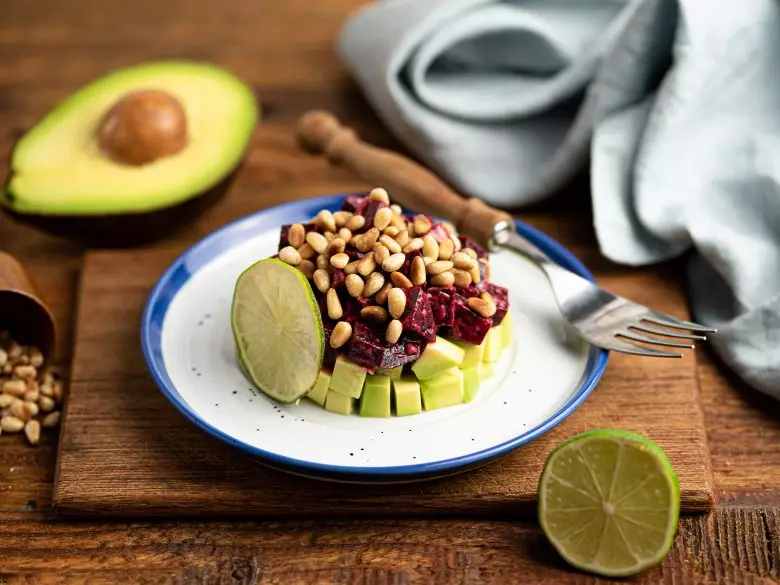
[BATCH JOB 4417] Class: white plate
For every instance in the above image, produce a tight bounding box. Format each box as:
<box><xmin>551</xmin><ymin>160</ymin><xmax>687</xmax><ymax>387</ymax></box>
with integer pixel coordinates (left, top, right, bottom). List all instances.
<box><xmin>142</xmin><ymin>195</ymin><xmax>607</xmax><ymax>483</ymax></box>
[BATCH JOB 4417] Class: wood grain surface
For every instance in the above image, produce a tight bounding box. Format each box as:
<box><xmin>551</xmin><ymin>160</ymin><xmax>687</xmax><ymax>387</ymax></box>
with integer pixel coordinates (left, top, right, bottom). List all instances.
<box><xmin>1</xmin><ymin>0</ymin><xmax>779</xmax><ymax>582</ymax></box>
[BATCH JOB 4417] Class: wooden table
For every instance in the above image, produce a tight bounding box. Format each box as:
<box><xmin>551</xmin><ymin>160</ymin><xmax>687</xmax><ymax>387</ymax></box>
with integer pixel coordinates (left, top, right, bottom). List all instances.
<box><xmin>1</xmin><ymin>2</ymin><xmax>779</xmax><ymax>583</ymax></box>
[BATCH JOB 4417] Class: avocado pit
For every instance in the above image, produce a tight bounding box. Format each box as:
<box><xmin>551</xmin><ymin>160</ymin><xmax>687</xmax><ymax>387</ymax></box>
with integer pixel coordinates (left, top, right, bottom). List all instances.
<box><xmin>97</xmin><ymin>90</ymin><xmax>188</xmax><ymax>165</ymax></box>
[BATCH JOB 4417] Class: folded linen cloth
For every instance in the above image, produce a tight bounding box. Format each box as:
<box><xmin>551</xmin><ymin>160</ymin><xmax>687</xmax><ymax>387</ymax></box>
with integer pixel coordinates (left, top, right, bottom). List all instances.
<box><xmin>338</xmin><ymin>0</ymin><xmax>780</xmax><ymax>398</ymax></box>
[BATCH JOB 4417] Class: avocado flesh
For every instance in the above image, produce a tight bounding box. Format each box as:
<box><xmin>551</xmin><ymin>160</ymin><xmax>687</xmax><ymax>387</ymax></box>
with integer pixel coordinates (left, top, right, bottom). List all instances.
<box><xmin>359</xmin><ymin>375</ymin><xmax>391</xmax><ymax>418</ymax></box>
<box><xmin>411</xmin><ymin>336</ymin><xmax>465</xmax><ymax>381</ymax></box>
<box><xmin>420</xmin><ymin>368</ymin><xmax>464</xmax><ymax>410</ymax></box>
<box><xmin>500</xmin><ymin>311</ymin><xmax>512</xmax><ymax>350</ymax></box>
<box><xmin>4</xmin><ymin>61</ymin><xmax>257</xmax><ymax>217</ymax></box>
<box><xmin>325</xmin><ymin>390</ymin><xmax>354</xmax><ymax>416</ymax></box>
<box><xmin>483</xmin><ymin>326</ymin><xmax>504</xmax><ymax>363</ymax></box>
<box><xmin>375</xmin><ymin>366</ymin><xmax>403</xmax><ymax>380</ymax></box>
<box><xmin>329</xmin><ymin>355</ymin><xmax>368</xmax><ymax>399</ymax></box>
<box><xmin>393</xmin><ymin>376</ymin><xmax>422</xmax><ymax>416</ymax></box>
<box><xmin>461</xmin><ymin>366</ymin><xmax>482</xmax><ymax>403</ymax></box>
<box><xmin>453</xmin><ymin>338</ymin><xmax>486</xmax><ymax>369</ymax></box>
<box><xmin>307</xmin><ymin>370</ymin><xmax>331</xmax><ymax>406</ymax></box>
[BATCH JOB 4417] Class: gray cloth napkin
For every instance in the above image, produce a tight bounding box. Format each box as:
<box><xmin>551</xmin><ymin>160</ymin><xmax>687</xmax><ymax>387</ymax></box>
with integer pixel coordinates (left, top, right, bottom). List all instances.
<box><xmin>338</xmin><ymin>0</ymin><xmax>780</xmax><ymax>398</ymax></box>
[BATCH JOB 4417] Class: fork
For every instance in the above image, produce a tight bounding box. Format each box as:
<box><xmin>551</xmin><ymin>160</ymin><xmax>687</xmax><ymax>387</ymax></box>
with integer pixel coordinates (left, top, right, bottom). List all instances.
<box><xmin>297</xmin><ymin>110</ymin><xmax>716</xmax><ymax>357</ymax></box>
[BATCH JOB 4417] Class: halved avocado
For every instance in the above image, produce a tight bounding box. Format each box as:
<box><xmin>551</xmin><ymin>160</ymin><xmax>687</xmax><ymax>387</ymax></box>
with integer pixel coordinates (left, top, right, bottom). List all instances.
<box><xmin>2</xmin><ymin>61</ymin><xmax>257</xmax><ymax>246</ymax></box>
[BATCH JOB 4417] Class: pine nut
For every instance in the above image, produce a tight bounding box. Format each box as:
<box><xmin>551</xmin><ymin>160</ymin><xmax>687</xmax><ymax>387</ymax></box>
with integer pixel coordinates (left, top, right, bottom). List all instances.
<box><xmin>479</xmin><ymin>258</ymin><xmax>490</xmax><ymax>281</ymax></box>
<box><xmin>373</xmin><ymin>243</ymin><xmax>390</xmax><ymax>265</ymax></box>
<box><xmin>390</xmin><ymin>204</ymin><xmax>403</xmax><ymax>215</ymax></box>
<box><xmin>278</xmin><ymin>246</ymin><xmax>301</xmax><ymax>266</ymax></box>
<box><xmin>464</xmin><ymin>248</ymin><xmax>478</xmax><ymax>260</ymax></box>
<box><xmin>1</xmin><ymin>416</ymin><xmax>24</xmax><ymax>433</ymax></box>
<box><xmin>29</xmin><ymin>348</ymin><xmax>44</xmax><ymax>368</ymax></box>
<box><xmin>0</xmin><ymin>394</ymin><xmax>14</xmax><ymax>408</ymax></box>
<box><xmin>350</xmin><ymin>235</ymin><xmax>363</xmax><ymax>249</ymax></box>
<box><xmin>327</xmin><ymin>237</ymin><xmax>346</xmax><ymax>256</ymax></box>
<box><xmin>298</xmin><ymin>243</ymin><xmax>315</xmax><ymax>259</ymax></box>
<box><xmin>42</xmin><ymin>411</ymin><xmax>61</xmax><ymax>428</ymax></box>
<box><xmin>52</xmin><ymin>381</ymin><xmax>63</xmax><ymax>403</ymax></box>
<box><xmin>333</xmin><ymin>210</ymin><xmax>353</xmax><ymax>228</ymax></box>
<box><xmin>407</xmin><ymin>222</ymin><xmax>416</xmax><ymax>238</ymax></box>
<box><xmin>40</xmin><ymin>383</ymin><xmax>54</xmax><ymax>397</ymax></box>
<box><xmin>426</xmin><ymin>260</ymin><xmax>454</xmax><ymax>275</ymax></box>
<box><xmin>423</xmin><ymin>256</ymin><xmax>434</xmax><ymax>265</ymax></box>
<box><xmin>14</xmin><ymin>365</ymin><xmax>36</xmax><ymax>380</ymax></box>
<box><xmin>410</xmin><ymin>256</ymin><xmax>427</xmax><ymax>286</ymax></box>
<box><xmin>452</xmin><ymin>268</ymin><xmax>473</xmax><ymax>287</ymax></box>
<box><xmin>369</xmin><ymin>187</ymin><xmax>390</xmax><ymax>204</ymax></box>
<box><xmin>39</xmin><ymin>395</ymin><xmax>55</xmax><ymax>413</ymax></box>
<box><xmin>388</xmin><ymin>288</ymin><xmax>407</xmax><ymax>319</ymax></box>
<box><xmin>438</xmin><ymin>239</ymin><xmax>455</xmax><ymax>260</ymax></box>
<box><xmin>299</xmin><ymin>259</ymin><xmax>315</xmax><ymax>278</ymax></box>
<box><xmin>413</xmin><ymin>215</ymin><xmax>432</xmax><ymax>235</ymax></box>
<box><xmin>315</xmin><ymin>209</ymin><xmax>337</xmax><ymax>232</ymax></box>
<box><xmin>2</xmin><ymin>379</ymin><xmax>26</xmax><ymax>397</ymax></box>
<box><xmin>363</xmin><ymin>272</ymin><xmax>386</xmax><ymax>297</ymax></box>
<box><xmin>383</xmin><ymin>226</ymin><xmax>400</xmax><ymax>238</ymax></box>
<box><xmin>11</xmin><ymin>399</ymin><xmax>33</xmax><ymax>421</ymax></box>
<box><xmin>306</xmin><ymin>232</ymin><xmax>328</xmax><ymax>254</ymax></box>
<box><xmin>345</xmin><ymin>261</ymin><xmax>359</xmax><ymax>275</ymax></box>
<box><xmin>346</xmin><ymin>215</ymin><xmax>366</xmax><ymax>232</ymax></box>
<box><xmin>469</xmin><ymin>264</ymin><xmax>481</xmax><ymax>284</ymax></box>
<box><xmin>288</xmin><ymin>223</ymin><xmax>305</xmax><ymax>248</ymax></box>
<box><xmin>390</xmin><ymin>214</ymin><xmax>406</xmax><ymax>230</ymax></box>
<box><xmin>0</xmin><ymin>349</ymin><xmax>6</xmax><ymax>368</ymax></box>
<box><xmin>379</xmin><ymin>235</ymin><xmax>402</xmax><ymax>254</ymax></box>
<box><xmin>391</xmin><ymin>271</ymin><xmax>413</xmax><ymax>288</ymax></box>
<box><xmin>373</xmin><ymin>207</ymin><xmax>393</xmax><ymax>231</ymax></box>
<box><xmin>357</xmin><ymin>252</ymin><xmax>377</xmax><ymax>276</ymax></box>
<box><xmin>468</xmin><ymin>297</ymin><xmax>496</xmax><ymax>318</ymax></box>
<box><xmin>338</xmin><ymin>227</ymin><xmax>352</xmax><ymax>241</ymax></box>
<box><xmin>481</xmin><ymin>291</ymin><xmax>495</xmax><ymax>304</ymax></box>
<box><xmin>361</xmin><ymin>305</ymin><xmax>389</xmax><ymax>323</ymax></box>
<box><xmin>453</xmin><ymin>236</ymin><xmax>462</xmax><ymax>251</ymax></box>
<box><xmin>430</xmin><ymin>272</ymin><xmax>455</xmax><ymax>286</ymax></box>
<box><xmin>394</xmin><ymin>230</ymin><xmax>410</xmax><ymax>247</ymax></box>
<box><xmin>346</xmin><ymin>274</ymin><xmax>365</xmax><ymax>298</ymax></box>
<box><xmin>326</xmin><ymin>288</ymin><xmax>343</xmax><ymax>319</ymax></box>
<box><xmin>330</xmin><ymin>253</ymin><xmax>349</xmax><ymax>269</ymax></box>
<box><xmin>324</xmin><ymin>231</ymin><xmax>335</xmax><ymax>242</ymax></box>
<box><xmin>403</xmin><ymin>238</ymin><xmax>424</xmax><ymax>253</ymax></box>
<box><xmin>330</xmin><ymin>321</ymin><xmax>353</xmax><ymax>349</ymax></box>
<box><xmin>313</xmin><ymin>269</ymin><xmax>330</xmax><ymax>293</ymax></box>
<box><xmin>374</xmin><ymin>282</ymin><xmax>393</xmax><ymax>305</ymax></box>
<box><xmin>451</xmin><ymin>252</ymin><xmax>475</xmax><ymax>270</ymax></box>
<box><xmin>422</xmin><ymin>235</ymin><xmax>439</xmax><ymax>260</ymax></box>
<box><xmin>25</xmin><ymin>419</ymin><xmax>41</xmax><ymax>445</ymax></box>
<box><xmin>386</xmin><ymin>320</ymin><xmax>403</xmax><ymax>344</ymax></box>
<box><xmin>23</xmin><ymin>387</ymin><xmax>38</xmax><ymax>402</ymax></box>
<box><xmin>361</xmin><ymin>227</ymin><xmax>380</xmax><ymax>252</ymax></box>
<box><xmin>316</xmin><ymin>255</ymin><xmax>329</xmax><ymax>271</ymax></box>
<box><xmin>382</xmin><ymin>253</ymin><xmax>406</xmax><ymax>273</ymax></box>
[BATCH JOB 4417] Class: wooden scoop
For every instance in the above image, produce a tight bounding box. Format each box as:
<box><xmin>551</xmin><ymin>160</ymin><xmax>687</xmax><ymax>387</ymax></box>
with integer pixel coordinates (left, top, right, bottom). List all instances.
<box><xmin>297</xmin><ymin>110</ymin><xmax>515</xmax><ymax>248</ymax></box>
<box><xmin>0</xmin><ymin>252</ymin><xmax>56</xmax><ymax>364</ymax></box>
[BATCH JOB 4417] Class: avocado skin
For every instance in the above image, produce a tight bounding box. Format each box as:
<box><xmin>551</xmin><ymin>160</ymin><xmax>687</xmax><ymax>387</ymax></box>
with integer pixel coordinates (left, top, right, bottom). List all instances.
<box><xmin>2</xmin><ymin>169</ymin><xmax>236</xmax><ymax>248</ymax></box>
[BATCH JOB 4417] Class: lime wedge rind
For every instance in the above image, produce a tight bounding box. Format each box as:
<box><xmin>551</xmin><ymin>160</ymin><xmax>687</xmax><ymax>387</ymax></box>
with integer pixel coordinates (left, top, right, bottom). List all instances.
<box><xmin>231</xmin><ymin>258</ymin><xmax>324</xmax><ymax>403</ymax></box>
<box><xmin>538</xmin><ymin>429</ymin><xmax>680</xmax><ymax>577</ymax></box>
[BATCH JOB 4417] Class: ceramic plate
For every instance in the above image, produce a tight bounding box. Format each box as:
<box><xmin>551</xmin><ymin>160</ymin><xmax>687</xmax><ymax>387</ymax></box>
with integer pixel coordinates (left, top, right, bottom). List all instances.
<box><xmin>142</xmin><ymin>195</ymin><xmax>607</xmax><ymax>483</ymax></box>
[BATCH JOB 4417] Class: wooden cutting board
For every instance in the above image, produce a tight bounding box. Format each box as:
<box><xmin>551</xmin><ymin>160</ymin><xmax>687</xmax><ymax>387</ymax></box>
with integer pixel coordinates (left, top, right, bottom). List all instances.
<box><xmin>53</xmin><ymin>249</ymin><xmax>714</xmax><ymax>518</ymax></box>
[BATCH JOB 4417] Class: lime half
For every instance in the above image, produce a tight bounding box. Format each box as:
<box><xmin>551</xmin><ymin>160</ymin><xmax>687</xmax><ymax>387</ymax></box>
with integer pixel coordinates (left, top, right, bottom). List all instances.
<box><xmin>231</xmin><ymin>258</ymin><xmax>324</xmax><ymax>403</ymax></box>
<box><xmin>538</xmin><ymin>429</ymin><xmax>680</xmax><ymax>577</ymax></box>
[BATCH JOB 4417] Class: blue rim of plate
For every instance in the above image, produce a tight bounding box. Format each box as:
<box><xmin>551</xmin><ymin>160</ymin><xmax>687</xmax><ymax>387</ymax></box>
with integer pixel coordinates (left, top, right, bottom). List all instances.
<box><xmin>142</xmin><ymin>194</ymin><xmax>609</xmax><ymax>483</ymax></box>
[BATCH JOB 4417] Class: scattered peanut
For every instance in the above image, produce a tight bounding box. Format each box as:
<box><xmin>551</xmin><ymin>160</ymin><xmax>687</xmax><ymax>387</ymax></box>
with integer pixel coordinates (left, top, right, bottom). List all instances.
<box><xmin>430</xmin><ymin>272</ymin><xmax>455</xmax><ymax>286</ymax></box>
<box><xmin>452</xmin><ymin>268</ymin><xmax>473</xmax><ymax>287</ymax></box>
<box><xmin>315</xmin><ymin>209</ymin><xmax>337</xmax><ymax>232</ymax></box>
<box><xmin>426</xmin><ymin>260</ymin><xmax>454</xmax><ymax>275</ymax></box>
<box><xmin>346</xmin><ymin>214</ymin><xmax>366</xmax><ymax>232</ymax></box>
<box><xmin>1</xmin><ymin>416</ymin><xmax>24</xmax><ymax>433</ymax></box>
<box><xmin>326</xmin><ymin>288</ymin><xmax>343</xmax><ymax>320</ymax></box>
<box><xmin>0</xmin><ymin>394</ymin><xmax>14</xmax><ymax>408</ymax></box>
<box><xmin>357</xmin><ymin>252</ymin><xmax>377</xmax><ymax>276</ymax></box>
<box><xmin>373</xmin><ymin>207</ymin><xmax>393</xmax><ymax>231</ymax></box>
<box><xmin>413</xmin><ymin>214</ymin><xmax>432</xmax><ymax>235</ymax></box>
<box><xmin>410</xmin><ymin>256</ymin><xmax>427</xmax><ymax>286</ymax></box>
<box><xmin>438</xmin><ymin>239</ymin><xmax>455</xmax><ymax>260</ymax></box>
<box><xmin>288</xmin><ymin>223</ymin><xmax>306</xmax><ymax>248</ymax></box>
<box><xmin>374</xmin><ymin>282</ymin><xmax>393</xmax><ymax>305</ymax></box>
<box><xmin>463</xmin><ymin>248</ymin><xmax>478</xmax><ymax>260</ymax></box>
<box><xmin>38</xmin><ymin>396</ymin><xmax>55</xmax><ymax>413</ymax></box>
<box><xmin>278</xmin><ymin>246</ymin><xmax>301</xmax><ymax>266</ymax></box>
<box><xmin>330</xmin><ymin>321</ymin><xmax>353</xmax><ymax>349</ymax></box>
<box><xmin>305</xmin><ymin>231</ymin><xmax>329</xmax><ymax>254</ymax></box>
<box><xmin>10</xmin><ymin>400</ymin><xmax>33</xmax><ymax>421</ymax></box>
<box><xmin>391</xmin><ymin>271</ymin><xmax>414</xmax><ymax>288</ymax></box>
<box><xmin>330</xmin><ymin>253</ymin><xmax>350</xmax><ymax>270</ymax></box>
<box><xmin>52</xmin><ymin>381</ymin><xmax>64</xmax><ymax>403</ymax></box>
<box><xmin>42</xmin><ymin>411</ymin><xmax>61</xmax><ymax>428</ymax></box>
<box><xmin>24</xmin><ymin>419</ymin><xmax>41</xmax><ymax>445</ymax></box>
<box><xmin>2</xmin><ymin>379</ymin><xmax>26</xmax><ymax>397</ymax></box>
<box><xmin>422</xmin><ymin>235</ymin><xmax>439</xmax><ymax>260</ymax></box>
<box><xmin>388</xmin><ymin>288</ymin><xmax>407</xmax><ymax>319</ymax></box>
<box><xmin>382</xmin><ymin>253</ymin><xmax>406</xmax><ymax>273</ymax></box>
<box><xmin>361</xmin><ymin>305</ymin><xmax>389</xmax><ymax>323</ymax></box>
<box><xmin>345</xmin><ymin>274</ymin><xmax>365</xmax><ymax>298</ymax></box>
<box><xmin>369</xmin><ymin>187</ymin><xmax>390</xmax><ymax>204</ymax></box>
<box><xmin>14</xmin><ymin>365</ymin><xmax>36</xmax><ymax>380</ymax></box>
<box><xmin>385</xmin><ymin>320</ymin><xmax>403</xmax><ymax>344</ymax></box>
<box><xmin>451</xmin><ymin>252</ymin><xmax>475</xmax><ymax>270</ymax></box>
<box><xmin>40</xmin><ymin>383</ymin><xmax>54</xmax><ymax>397</ymax></box>
<box><xmin>23</xmin><ymin>387</ymin><xmax>39</xmax><ymax>402</ymax></box>
<box><xmin>363</xmin><ymin>272</ymin><xmax>386</xmax><ymax>297</ymax></box>
<box><xmin>469</xmin><ymin>264</ymin><xmax>481</xmax><ymax>284</ymax></box>
<box><xmin>468</xmin><ymin>296</ymin><xmax>497</xmax><ymax>318</ymax></box>
<box><xmin>0</xmin><ymin>349</ymin><xmax>6</xmax><ymax>368</ymax></box>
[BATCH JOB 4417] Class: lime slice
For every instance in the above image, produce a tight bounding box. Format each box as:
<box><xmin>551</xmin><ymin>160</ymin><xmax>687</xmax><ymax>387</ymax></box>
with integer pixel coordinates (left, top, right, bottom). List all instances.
<box><xmin>538</xmin><ymin>429</ymin><xmax>680</xmax><ymax>577</ymax></box>
<box><xmin>231</xmin><ymin>258</ymin><xmax>324</xmax><ymax>403</ymax></box>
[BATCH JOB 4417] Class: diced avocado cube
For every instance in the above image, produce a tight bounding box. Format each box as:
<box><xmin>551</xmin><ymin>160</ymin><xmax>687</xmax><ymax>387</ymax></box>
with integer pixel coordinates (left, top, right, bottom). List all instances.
<box><xmin>453</xmin><ymin>338</ymin><xmax>486</xmax><ymax>369</ymax></box>
<box><xmin>329</xmin><ymin>355</ymin><xmax>367</xmax><ymax>399</ymax></box>
<box><xmin>393</xmin><ymin>376</ymin><xmax>422</xmax><ymax>416</ymax></box>
<box><xmin>483</xmin><ymin>326</ymin><xmax>503</xmax><ymax>363</ymax></box>
<box><xmin>325</xmin><ymin>390</ymin><xmax>354</xmax><ymax>415</ymax></box>
<box><xmin>500</xmin><ymin>311</ymin><xmax>512</xmax><ymax>350</ymax></box>
<box><xmin>479</xmin><ymin>361</ymin><xmax>494</xmax><ymax>380</ymax></box>
<box><xmin>411</xmin><ymin>336</ymin><xmax>465</xmax><ymax>380</ymax></box>
<box><xmin>375</xmin><ymin>366</ymin><xmax>403</xmax><ymax>381</ymax></box>
<box><xmin>420</xmin><ymin>368</ymin><xmax>464</xmax><ymax>411</ymax></box>
<box><xmin>359</xmin><ymin>375</ymin><xmax>392</xmax><ymax>417</ymax></box>
<box><xmin>461</xmin><ymin>366</ymin><xmax>481</xmax><ymax>403</ymax></box>
<box><xmin>307</xmin><ymin>370</ymin><xmax>331</xmax><ymax>406</ymax></box>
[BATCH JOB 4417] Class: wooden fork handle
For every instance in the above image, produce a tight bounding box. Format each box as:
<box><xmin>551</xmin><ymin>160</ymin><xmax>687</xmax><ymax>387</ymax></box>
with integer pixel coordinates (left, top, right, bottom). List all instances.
<box><xmin>296</xmin><ymin>110</ymin><xmax>514</xmax><ymax>247</ymax></box>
